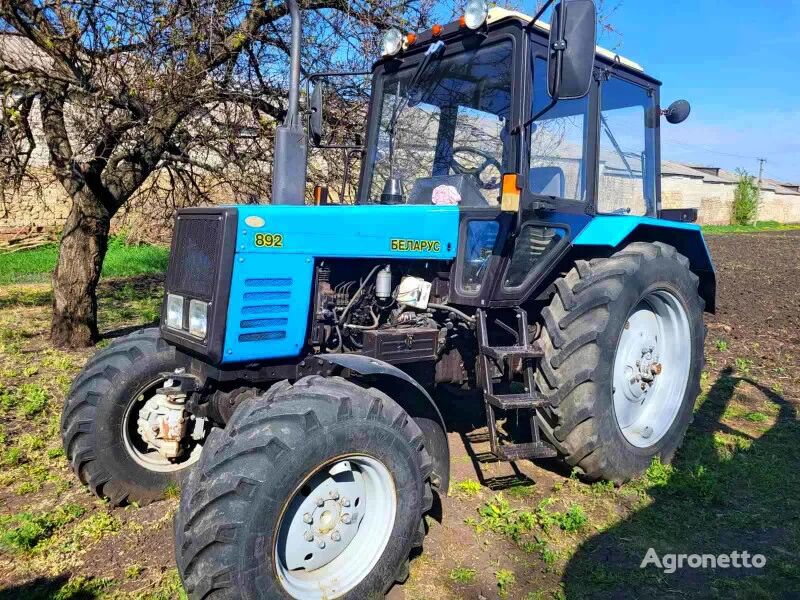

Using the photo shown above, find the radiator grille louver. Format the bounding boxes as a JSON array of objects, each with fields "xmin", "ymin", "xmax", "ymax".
[{"xmin": 238, "ymin": 278, "xmax": 292, "ymax": 343}]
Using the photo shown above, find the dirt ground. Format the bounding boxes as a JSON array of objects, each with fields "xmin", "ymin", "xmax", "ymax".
[{"xmin": 0, "ymin": 230, "xmax": 798, "ymax": 599}]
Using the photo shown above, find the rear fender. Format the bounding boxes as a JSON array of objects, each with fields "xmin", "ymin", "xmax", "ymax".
[
  {"xmin": 320, "ymin": 354, "xmax": 450, "ymax": 494},
  {"xmin": 573, "ymin": 216, "xmax": 717, "ymax": 313}
]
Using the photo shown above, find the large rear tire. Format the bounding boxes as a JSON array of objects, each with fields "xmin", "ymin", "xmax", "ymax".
[
  {"xmin": 535, "ymin": 242, "xmax": 705, "ymax": 483},
  {"xmin": 61, "ymin": 328, "xmax": 199, "ymax": 505},
  {"xmin": 175, "ymin": 376, "xmax": 434, "ymax": 599}
]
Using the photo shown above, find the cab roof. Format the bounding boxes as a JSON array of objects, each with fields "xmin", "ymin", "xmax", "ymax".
[{"xmin": 487, "ymin": 7, "xmax": 645, "ymax": 73}]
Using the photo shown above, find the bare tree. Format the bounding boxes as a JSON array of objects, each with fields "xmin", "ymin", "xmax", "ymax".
[{"xmin": 0, "ymin": 0, "xmax": 438, "ymax": 347}]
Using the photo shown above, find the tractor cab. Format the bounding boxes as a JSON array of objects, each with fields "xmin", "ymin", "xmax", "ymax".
[{"xmin": 313, "ymin": 6, "xmax": 668, "ymax": 224}]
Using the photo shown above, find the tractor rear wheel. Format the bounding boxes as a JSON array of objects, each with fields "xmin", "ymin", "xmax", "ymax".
[
  {"xmin": 174, "ymin": 376, "xmax": 434, "ymax": 599},
  {"xmin": 535, "ymin": 242, "xmax": 705, "ymax": 483}
]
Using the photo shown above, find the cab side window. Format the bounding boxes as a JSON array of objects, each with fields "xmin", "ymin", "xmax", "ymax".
[
  {"xmin": 528, "ymin": 57, "xmax": 590, "ymax": 202},
  {"xmin": 461, "ymin": 220, "xmax": 500, "ymax": 293},
  {"xmin": 597, "ymin": 76, "xmax": 656, "ymax": 215}
]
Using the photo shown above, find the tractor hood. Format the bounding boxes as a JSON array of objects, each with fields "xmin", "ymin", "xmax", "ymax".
[
  {"xmin": 161, "ymin": 204, "xmax": 460, "ymax": 365},
  {"xmin": 235, "ymin": 204, "xmax": 459, "ymax": 259}
]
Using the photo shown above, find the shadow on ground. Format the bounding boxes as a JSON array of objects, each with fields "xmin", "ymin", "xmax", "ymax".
[
  {"xmin": 435, "ymin": 386, "xmax": 572, "ymax": 491},
  {"xmin": 0, "ymin": 575, "xmax": 88, "ymax": 600},
  {"xmin": 562, "ymin": 367, "xmax": 800, "ymax": 599}
]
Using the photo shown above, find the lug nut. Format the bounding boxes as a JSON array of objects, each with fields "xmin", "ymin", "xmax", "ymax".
[
  {"xmin": 329, "ymin": 489, "xmax": 339, "ymax": 500},
  {"xmin": 317, "ymin": 539, "xmax": 326, "ymax": 549},
  {"xmin": 331, "ymin": 531, "xmax": 341, "ymax": 542},
  {"xmin": 341, "ymin": 498, "xmax": 350, "ymax": 507},
  {"xmin": 304, "ymin": 531, "xmax": 314, "ymax": 542},
  {"xmin": 341, "ymin": 513, "xmax": 351, "ymax": 524},
  {"xmin": 316, "ymin": 497, "xmax": 325, "ymax": 507},
  {"xmin": 651, "ymin": 363, "xmax": 663, "ymax": 375},
  {"xmin": 303, "ymin": 513, "xmax": 312, "ymax": 524}
]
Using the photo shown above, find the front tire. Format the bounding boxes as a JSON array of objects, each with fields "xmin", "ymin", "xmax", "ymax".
[
  {"xmin": 535, "ymin": 242, "xmax": 705, "ymax": 483},
  {"xmin": 175, "ymin": 376, "xmax": 434, "ymax": 600},
  {"xmin": 61, "ymin": 328, "xmax": 199, "ymax": 505}
]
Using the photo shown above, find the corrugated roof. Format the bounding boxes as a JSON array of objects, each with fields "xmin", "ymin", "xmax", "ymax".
[{"xmin": 664, "ymin": 161, "xmax": 800, "ymax": 196}]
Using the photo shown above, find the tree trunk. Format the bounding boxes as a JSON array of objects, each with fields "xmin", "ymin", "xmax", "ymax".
[{"xmin": 50, "ymin": 190, "xmax": 111, "ymax": 348}]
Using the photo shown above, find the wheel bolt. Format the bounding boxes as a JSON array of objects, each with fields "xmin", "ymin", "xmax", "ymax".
[
  {"xmin": 341, "ymin": 498, "xmax": 350, "ymax": 507},
  {"xmin": 331, "ymin": 531, "xmax": 341, "ymax": 542},
  {"xmin": 317, "ymin": 539, "xmax": 326, "ymax": 549},
  {"xmin": 329, "ymin": 489, "xmax": 339, "ymax": 500},
  {"xmin": 316, "ymin": 497, "xmax": 325, "ymax": 507},
  {"xmin": 303, "ymin": 513, "xmax": 312, "ymax": 524},
  {"xmin": 304, "ymin": 530, "xmax": 314, "ymax": 542},
  {"xmin": 341, "ymin": 513, "xmax": 351, "ymax": 524}
]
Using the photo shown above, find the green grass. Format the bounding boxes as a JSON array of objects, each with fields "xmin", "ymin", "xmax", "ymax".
[
  {"xmin": 0, "ymin": 504, "xmax": 85, "ymax": 552},
  {"xmin": 449, "ymin": 566, "xmax": 477, "ymax": 584},
  {"xmin": 702, "ymin": 220, "xmax": 800, "ymax": 235},
  {"xmin": 0, "ymin": 237, "xmax": 168, "ymax": 284},
  {"xmin": 495, "ymin": 569, "xmax": 516, "ymax": 597},
  {"xmin": 452, "ymin": 478, "xmax": 482, "ymax": 497}
]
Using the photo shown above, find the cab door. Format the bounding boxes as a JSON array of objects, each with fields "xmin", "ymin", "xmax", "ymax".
[{"xmin": 486, "ymin": 49, "xmax": 597, "ymax": 306}]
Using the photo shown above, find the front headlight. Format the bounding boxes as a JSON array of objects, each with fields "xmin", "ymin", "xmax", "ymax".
[
  {"xmin": 463, "ymin": 0, "xmax": 488, "ymax": 29},
  {"xmin": 166, "ymin": 294, "xmax": 184, "ymax": 330},
  {"xmin": 188, "ymin": 299, "xmax": 208, "ymax": 339},
  {"xmin": 381, "ymin": 28, "xmax": 403, "ymax": 56}
]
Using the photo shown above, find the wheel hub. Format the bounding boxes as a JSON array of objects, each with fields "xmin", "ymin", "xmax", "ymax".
[
  {"xmin": 123, "ymin": 374, "xmax": 206, "ymax": 471},
  {"xmin": 283, "ymin": 460, "xmax": 366, "ymax": 571},
  {"xmin": 620, "ymin": 334, "xmax": 662, "ymax": 402}
]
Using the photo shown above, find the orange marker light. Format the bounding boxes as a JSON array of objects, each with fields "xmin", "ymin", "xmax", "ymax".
[
  {"xmin": 313, "ymin": 185, "xmax": 329, "ymax": 206},
  {"xmin": 501, "ymin": 174, "xmax": 521, "ymax": 212},
  {"xmin": 431, "ymin": 24, "xmax": 443, "ymax": 36},
  {"xmin": 406, "ymin": 32, "xmax": 417, "ymax": 45},
  {"xmin": 459, "ymin": 15, "xmax": 467, "ymax": 27}
]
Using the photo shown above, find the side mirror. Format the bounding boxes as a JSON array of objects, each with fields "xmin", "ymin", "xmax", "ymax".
[
  {"xmin": 309, "ymin": 83, "xmax": 324, "ymax": 145},
  {"xmin": 664, "ymin": 99, "xmax": 691, "ymax": 124},
  {"xmin": 547, "ymin": 0, "xmax": 597, "ymax": 100}
]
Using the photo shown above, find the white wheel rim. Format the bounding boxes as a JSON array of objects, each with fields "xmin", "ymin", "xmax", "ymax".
[
  {"xmin": 275, "ymin": 455, "xmax": 397, "ymax": 599},
  {"xmin": 612, "ymin": 289, "xmax": 692, "ymax": 448}
]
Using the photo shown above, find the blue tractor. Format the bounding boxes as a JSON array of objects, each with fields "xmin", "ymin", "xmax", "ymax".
[{"xmin": 62, "ymin": 1, "xmax": 715, "ymax": 597}]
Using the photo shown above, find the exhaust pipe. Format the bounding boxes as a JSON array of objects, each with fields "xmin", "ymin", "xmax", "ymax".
[{"xmin": 271, "ymin": 0, "xmax": 308, "ymax": 205}]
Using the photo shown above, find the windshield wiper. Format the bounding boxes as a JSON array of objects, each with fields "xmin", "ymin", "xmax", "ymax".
[
  {"xmin": 381, "ymin": 40, "xmax": 446, "ymax": 204},
  {"xmin": 600, "ymin": 113, "xmax": 635, "ymax": 179}
]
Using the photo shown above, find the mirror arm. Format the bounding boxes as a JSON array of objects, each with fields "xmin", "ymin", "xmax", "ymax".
[
  {"xmin": 305, "ymin": 70, "xmax": 372, "ymax": 148},
  {"xmin": 511, "ymin": 97, "xmax": 558, "ymax": 136},
  {"xmin": 526, "ymin": 0, "xmax": 558, "ymax": 30}
]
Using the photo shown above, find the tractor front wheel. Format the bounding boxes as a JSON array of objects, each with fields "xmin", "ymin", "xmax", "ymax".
[
  {"xmin": 175, "ymin": 376, "xmax": 434, "ymax": 599},
  {"xmin": 535, "ymin": 242, "xmax": 705, "ymax": 483},
  {"xmin": 62, "ymin": 328, "xmax": 203, "ymax": 505}
]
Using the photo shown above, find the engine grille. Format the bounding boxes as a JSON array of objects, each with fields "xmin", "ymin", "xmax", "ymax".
[
  {"xmin": 161, "ymin": 207, "xmax": 238, "ymax": 363},
  {"xmin": 166, "ymin": 214, "xmax": 224, "ymax": 301}
]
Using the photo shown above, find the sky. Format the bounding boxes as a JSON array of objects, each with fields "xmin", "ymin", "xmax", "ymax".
[{"xmin": 585, "ymin": 0, "xmax": 800, "ymax": 183}]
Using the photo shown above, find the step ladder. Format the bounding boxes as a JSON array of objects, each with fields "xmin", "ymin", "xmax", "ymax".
[{"xmin": 477, "ymin": 308, "xmax": 558, "ymax": 462}]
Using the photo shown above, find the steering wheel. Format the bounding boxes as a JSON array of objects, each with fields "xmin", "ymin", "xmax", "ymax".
[{"xmin": 450, "ymin": 146, "xmax": 503, "ymax": 190}]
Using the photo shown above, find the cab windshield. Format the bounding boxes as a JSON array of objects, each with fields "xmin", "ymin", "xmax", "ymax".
[{"xmin": 365, "ymin": 40, "xmax": 514, "ymax": 206}]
